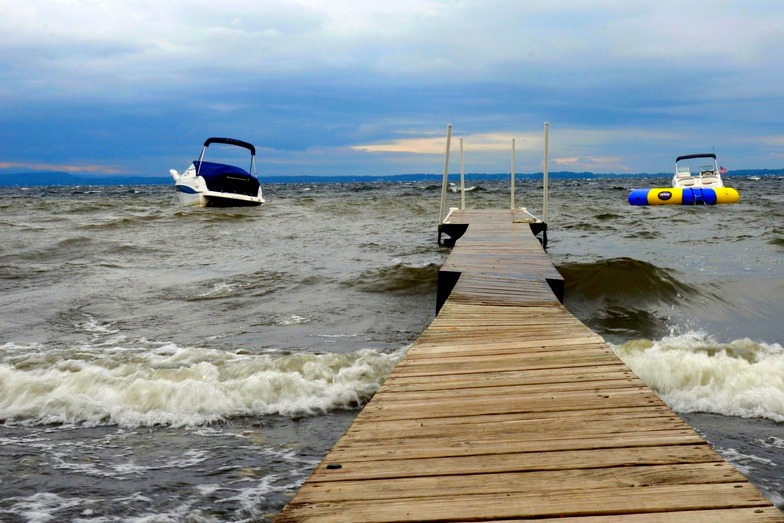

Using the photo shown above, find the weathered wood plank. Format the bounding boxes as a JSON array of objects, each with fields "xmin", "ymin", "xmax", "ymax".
[
  {"xmin": 339, "ymin": 413, "xmax": 696, "ymax": 444},
  {"xmin": 277, "ymin": 483, "xmax": 770, "ymax": 523},
  {"xmin": 326, "ymin": 431, "xmax": 708, "ymax": 462},
  {"xmin": 347, "ymin": 406, "xmax": 680, "ymax": 433},
  {"xmin": 290, "ymin": 464, "xmax": 747, "ymax": 504},
  {"xmin": 379, "ymin": 366, "xmax": 639, "ymax": 392},
  {"xmin": 305, "ymin": 444, "xmax": 727, "ymax": 482}
]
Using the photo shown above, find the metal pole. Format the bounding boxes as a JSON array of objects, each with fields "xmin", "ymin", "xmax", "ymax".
[
  {"xmin": 543, "ymin": 122, "xmax": 549, "ymax": 223},
  {"xmin": 510, "ymin": 138, "xmax": 516, "ymax": 210},
  {"xmin": 439, "ymin": 124, "xmax": 452, "ymax": 225},
  {"xmin": 459, "ymin": 138, "xmax": 465, "ymax": 209}
]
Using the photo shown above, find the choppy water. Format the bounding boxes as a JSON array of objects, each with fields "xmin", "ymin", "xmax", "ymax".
[{"xmin": 1, "ymin": 175, "xmax": 783, "ymax": 521}]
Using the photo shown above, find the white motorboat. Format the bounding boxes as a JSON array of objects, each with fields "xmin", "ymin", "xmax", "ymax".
[
  {"xmin": 169, "ymin": 137, "xmax": 264, "ymax": 207},
  {"xmin": 629, "ymin": 152, "xmax": 739, "ymax": 205},
  {"xmin": 672, "ymin": 153, "xmax": 725, "ymax": 188}
]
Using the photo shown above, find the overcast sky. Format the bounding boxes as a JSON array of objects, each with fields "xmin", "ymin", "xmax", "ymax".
[{"xmin": 2, "ymin": 0, "xmax": 783, "ymax": 177}]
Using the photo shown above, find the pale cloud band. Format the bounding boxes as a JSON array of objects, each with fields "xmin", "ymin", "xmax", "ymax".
[
  {"xmin": 0, "ymin": 161, "xmax": 125, "ymax": 175},
  {"xmin": 352, "ymin": 131, "xmax": 541, "ymax": 155}
]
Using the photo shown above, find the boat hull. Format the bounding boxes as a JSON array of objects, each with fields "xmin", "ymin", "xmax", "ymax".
[
  {"xmin": 171, "ymin": 162, "xmax": 264, "ymax": 208},
  {"xmin": 629, "ymin": 187, "xmax": 740, "ymax": 206},
  {"xmin": 175, "ymin": 184, "xmax": 263, "ymax": 207}
]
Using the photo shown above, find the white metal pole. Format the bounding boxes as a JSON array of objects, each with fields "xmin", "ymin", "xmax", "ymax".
[
  {"xmin": 543, "ymin": 122, "xmax": 549, "ymax": 223},
  {"xmin": 459, "ymin": 138, "xmax": 465, "ymax": 210},
  {"xmin": 439, "ymin": 124, "xmax": 452, "ymax": 225},
  {"xmin": 510, "ymin": 138, "xmax": 516, "ymax": 210}
]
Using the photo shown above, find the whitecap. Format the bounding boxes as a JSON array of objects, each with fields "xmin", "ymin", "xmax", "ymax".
[
  {"xmin": 0, "ymin": 343, "xmax": 404, "ymax": 428},
  {"xmin": 611, "ymin": 332, "xmax": 784, "ymax": 422},
  {"xmin": 6, "ymin": 492, "xmax": 84, "ymax": 523},
  {"xmin": 275, "ymin": 314, "xmax": 311, "ymax": 326}
]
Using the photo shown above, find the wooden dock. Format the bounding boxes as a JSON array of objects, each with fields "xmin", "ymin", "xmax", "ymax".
[{"xmin": 275, "ymin": 209, "xmax": 782, "ymax": 522}]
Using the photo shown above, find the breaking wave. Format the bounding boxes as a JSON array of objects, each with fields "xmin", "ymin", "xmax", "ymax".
[
  {"xmin": 612, "ymin": 332, "xmax": 784, "ymax": 422},
  {"xmin": 0, "ymin": 342, "xmax": 404, "ymax": 428}
]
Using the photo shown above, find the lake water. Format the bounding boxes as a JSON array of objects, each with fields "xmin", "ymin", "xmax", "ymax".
[{"xmin": 1, "ymin": 174, "xmax": 782, "ymax": 521}]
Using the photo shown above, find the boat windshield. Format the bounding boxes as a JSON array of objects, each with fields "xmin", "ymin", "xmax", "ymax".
[{"xmin": 699, "ymin": 164, "xmax": 715, "ymax": 174}]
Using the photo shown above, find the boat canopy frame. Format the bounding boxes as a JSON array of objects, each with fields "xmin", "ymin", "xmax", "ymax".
[
  {"xmin": 203, "ymin": 137, "xmax": 256, "ymax": 156},
  {"xmin": 196, "ymin": 137, "xmax": 257, "ymax": 178},
  {"xmin": 676, "ymin": 153, "xmax": 716, "ymax": 163}
]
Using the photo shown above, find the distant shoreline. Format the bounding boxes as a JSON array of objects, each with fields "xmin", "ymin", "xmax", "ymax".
[{"xmin": 0, "ymin": 169, "xmax": 781, "ymax": 187}]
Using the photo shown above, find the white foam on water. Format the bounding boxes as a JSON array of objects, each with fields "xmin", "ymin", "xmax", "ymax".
[
  {"xmin": 0, "ymin": 342, "xmax": 404, "ymax": 427},
  {"xmin": 0, "ymin": 420, "xmax": 321, "ymax": 521},
  {"xmin": 758, "ymin": 436, "xmax": 784, "ymax": 449},
  {"xmin": 714, "ymin": 446, "xmax": 784, "ymax": 510},
  {"xmin": 195, "ymin": 281, "xmax": 242, "ymax": 299},
  {"xmin": 5, "ymin": 492, "xmax": 84, "ymax": 523},
  {"xmin": 275, "ymin": 314, "xmax": 311, "ymax": 326},
  {"xmin": 720, "ymin": 447, "xmax": 777, "ymax": 468},
  {"xmin": 611, "ymin": 331, "xmax": 784, "ymax": 421}
]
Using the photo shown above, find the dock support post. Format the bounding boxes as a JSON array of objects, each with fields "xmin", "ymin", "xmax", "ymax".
[
  {"xmin": 438, "ymin": 124, "xmax": 452, "ymax": 226},
  {"xmin": 437, "ymin": 124, "xmax": 453, "ymax": 245},
  {"xmin": 460, "ymin": 138, "xmax": 465, "ymax": 210},
  {"xmin": 543, "ymin": 122, "xmax": 549, "ymax": 224},
  {"xmin": 510, "ymin": 138, "xmax": 516, "ymax": 209}
]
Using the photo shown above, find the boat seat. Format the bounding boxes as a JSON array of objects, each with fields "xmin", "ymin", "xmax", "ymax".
[
  {"xmin": 679, "ymin": 178, "xmax": 695, "ymax": 186},
  {"xmin": 701, "ymin": 176, "xmax": 719, "ymax": 185}
]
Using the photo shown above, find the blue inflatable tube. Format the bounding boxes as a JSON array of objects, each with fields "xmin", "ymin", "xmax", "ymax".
[{"xmin": 628, "ymin": 187, "xmax": 740, "ymax": 206}]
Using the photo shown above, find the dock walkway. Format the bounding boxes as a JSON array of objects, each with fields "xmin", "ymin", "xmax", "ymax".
[{"xmin": 276, "ymin": 209, "xmax": 781, "ymax": 522}]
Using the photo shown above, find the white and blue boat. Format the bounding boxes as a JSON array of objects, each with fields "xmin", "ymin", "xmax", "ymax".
[{"xmin": 169, "ymin": 137, "xmax": 264, "ymax": 207}]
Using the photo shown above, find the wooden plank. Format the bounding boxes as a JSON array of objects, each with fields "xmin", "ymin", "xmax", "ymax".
[
  {"xmin": 339, "ymin": 413, "xmax": 696, "ymax": 443},
  {"xmin": 379, "ymin": 366, "xmax": 640, "ymax": 392},
  {"xmin": 305, "ymin": 445, "xmax": 727, "ymax": 481},
  {"xmin": 347, "ymin": 406, "xmax": 680, "ymax": 433},
  {"xmin": 326, "ymin": 432, "xmax": 708, "ymax": 462},
  {"xmin": 289, "ymin": 464, "xmax": 748, "ymax": 504},
  {"xmin": 372, "ymin": 381, "xmax": 649, "ymax": 403},
  {"xmin": 503, "ymin": 510, "xmax": 784, "ymax": 523},
  {"xmin": 275, "ymin": 209, "xmax": 782, "ymax": 522},
  {"xmin": 277, "ymin": 484, "xmax": 770, "ymax": 523}
]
